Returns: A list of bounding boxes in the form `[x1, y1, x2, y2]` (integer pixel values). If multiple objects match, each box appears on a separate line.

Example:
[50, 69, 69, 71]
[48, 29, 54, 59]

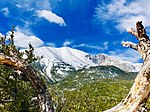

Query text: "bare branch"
[136, 21, 149, 41]
[126, 28, 140, 40]
[0, 53, 24, 68]
[121, 41, 138, 50]
[0, 99, 14, 103]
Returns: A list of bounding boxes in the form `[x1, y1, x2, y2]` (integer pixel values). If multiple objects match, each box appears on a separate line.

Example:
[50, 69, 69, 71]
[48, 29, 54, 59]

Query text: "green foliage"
[51, 67, 149, 112]
[0, 27, 40, 111]
[0, 27, 23, 59]
[25, 43, 39, 63]
[55, 66, 137, 90]
[0, 26, 39, 63]
[0, 65, 39, 112]
[52, 78, 150, 112]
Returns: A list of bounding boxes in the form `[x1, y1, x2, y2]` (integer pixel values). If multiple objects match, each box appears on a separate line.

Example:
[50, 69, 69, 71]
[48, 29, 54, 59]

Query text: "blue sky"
[0, 0, 149, 63]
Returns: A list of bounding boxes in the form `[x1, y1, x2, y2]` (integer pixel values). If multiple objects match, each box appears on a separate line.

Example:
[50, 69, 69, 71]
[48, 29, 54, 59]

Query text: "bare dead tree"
[105, 21, 150, 112]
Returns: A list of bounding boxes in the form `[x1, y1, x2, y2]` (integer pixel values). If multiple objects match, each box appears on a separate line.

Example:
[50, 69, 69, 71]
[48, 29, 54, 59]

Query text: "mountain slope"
[34, 46, 96, 81]
[34, 46, 141, 82]
[86, 54, 142, 72]
[55, 65, 137, 89]
[35, 46, 96, 69]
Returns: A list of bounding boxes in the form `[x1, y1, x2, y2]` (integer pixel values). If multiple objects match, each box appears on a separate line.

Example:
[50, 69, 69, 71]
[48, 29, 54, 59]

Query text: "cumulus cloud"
[37, 10, 66, 26]
[108, 48, 142, 63]
[73, 42, 109, 51]
[95, 0, 150, 31]
[15, 26, 33, 36]
[6, 29, 44, 48]
[6, 0, 63, 27]
[1, 7, 9, 16]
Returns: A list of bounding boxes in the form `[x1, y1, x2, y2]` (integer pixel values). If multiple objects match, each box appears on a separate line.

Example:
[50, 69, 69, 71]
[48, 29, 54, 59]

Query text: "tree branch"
[0, 53, 24, 68]
[0, 99, 14, 103]
[105, 21, 150, 112]
[0, 53, 54, 112]
[121, 41, 138, 50]
[126, 28, 140, 40]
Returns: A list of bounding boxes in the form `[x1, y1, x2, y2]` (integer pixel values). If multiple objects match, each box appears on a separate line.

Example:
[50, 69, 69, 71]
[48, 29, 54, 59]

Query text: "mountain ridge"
[34, 46, 141, 82]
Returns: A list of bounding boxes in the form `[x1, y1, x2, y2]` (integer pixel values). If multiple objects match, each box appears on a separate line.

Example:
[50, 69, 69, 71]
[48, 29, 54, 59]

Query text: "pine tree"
[0, 26, 54, 112]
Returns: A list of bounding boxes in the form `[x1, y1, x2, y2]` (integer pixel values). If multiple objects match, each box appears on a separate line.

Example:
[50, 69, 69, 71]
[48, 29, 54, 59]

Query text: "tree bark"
[105, 21, 150, 112]
[0, 53, 54, 112]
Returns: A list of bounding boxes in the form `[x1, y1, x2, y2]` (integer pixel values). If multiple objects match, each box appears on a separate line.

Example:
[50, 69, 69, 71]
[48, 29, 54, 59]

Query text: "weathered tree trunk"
[0, 53, 54, 112]
[105, 21, 150, 112]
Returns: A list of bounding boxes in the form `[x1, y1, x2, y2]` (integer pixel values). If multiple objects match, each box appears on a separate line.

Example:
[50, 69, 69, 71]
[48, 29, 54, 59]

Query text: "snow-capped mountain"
[34, 46, 141, 82]
[86, 54, 142, 72]
[34, 46, 96, 69]
[34, 46, 96, 81]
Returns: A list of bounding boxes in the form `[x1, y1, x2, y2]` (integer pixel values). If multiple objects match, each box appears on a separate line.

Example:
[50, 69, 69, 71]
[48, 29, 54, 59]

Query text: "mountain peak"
[34, 46, 96, 69]
[34, 46, 141, 81]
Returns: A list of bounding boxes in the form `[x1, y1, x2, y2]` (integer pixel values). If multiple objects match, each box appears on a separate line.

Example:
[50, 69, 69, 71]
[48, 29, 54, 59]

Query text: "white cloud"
[37, 10, 66, 26]
[15, 0, 51, 10]
[73, 44, 103, 50]
[15, 26, 33, 36]
[103, 41, 108, 50]
[95, 0, 150, 31]
[108, 48, 142, 63]
[0, 33, 4, 37]
[63, 40, 72, 47]
[6, 29, 44, 48]
[46, 42, 56, 47]
[73, 42, 109, 51]
[1, 7, 9, 16]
